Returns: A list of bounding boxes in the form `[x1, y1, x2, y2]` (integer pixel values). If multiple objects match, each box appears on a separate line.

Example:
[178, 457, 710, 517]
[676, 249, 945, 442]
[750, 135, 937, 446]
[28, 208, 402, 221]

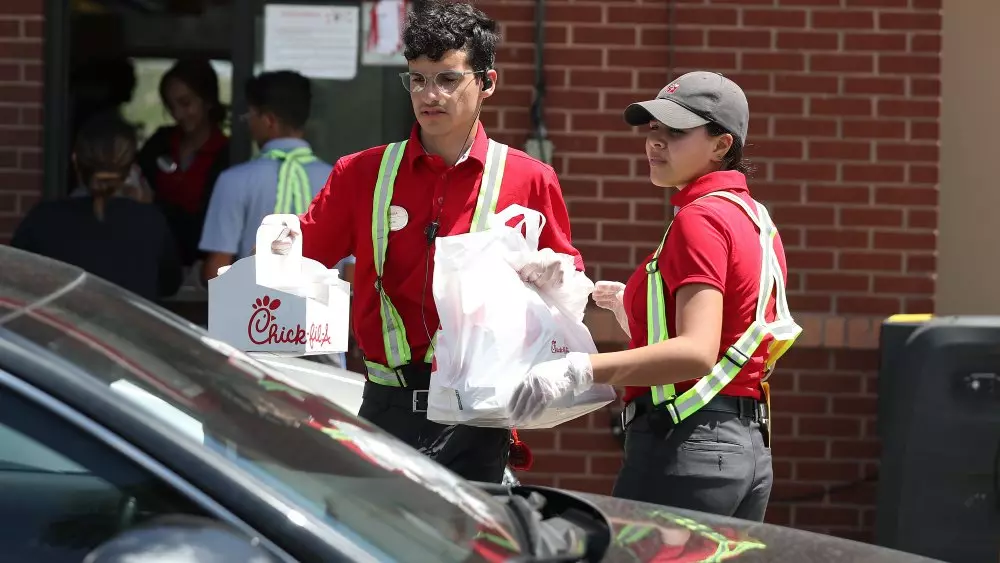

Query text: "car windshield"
[0, 249, 522, 562]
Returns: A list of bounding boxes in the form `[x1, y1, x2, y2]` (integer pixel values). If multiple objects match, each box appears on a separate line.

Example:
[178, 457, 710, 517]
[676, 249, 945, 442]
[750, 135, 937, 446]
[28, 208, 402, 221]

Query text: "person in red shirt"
[137, 58, 230, 268]
[268, 0, 582, 484]
[507, 71, 801, 520]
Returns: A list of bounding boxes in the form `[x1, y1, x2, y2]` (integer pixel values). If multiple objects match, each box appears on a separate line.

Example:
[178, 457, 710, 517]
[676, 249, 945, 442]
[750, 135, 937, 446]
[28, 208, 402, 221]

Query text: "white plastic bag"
[207, 214, 351, 356]
[427, 205, 617, 429]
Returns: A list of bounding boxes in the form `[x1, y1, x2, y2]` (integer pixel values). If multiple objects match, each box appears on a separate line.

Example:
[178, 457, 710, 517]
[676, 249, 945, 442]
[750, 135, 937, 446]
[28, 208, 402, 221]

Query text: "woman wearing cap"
[506, 71, 800, 520]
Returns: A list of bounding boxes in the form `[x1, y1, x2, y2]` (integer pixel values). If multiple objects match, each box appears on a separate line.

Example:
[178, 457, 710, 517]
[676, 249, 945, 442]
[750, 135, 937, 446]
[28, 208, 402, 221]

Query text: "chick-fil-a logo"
[247, 295, 331, 347]
[551, 340, 570, 354]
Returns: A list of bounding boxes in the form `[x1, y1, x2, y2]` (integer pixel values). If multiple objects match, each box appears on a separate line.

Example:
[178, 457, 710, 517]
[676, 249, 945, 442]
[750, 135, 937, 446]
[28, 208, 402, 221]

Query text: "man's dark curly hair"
[403, 0, 500, 74]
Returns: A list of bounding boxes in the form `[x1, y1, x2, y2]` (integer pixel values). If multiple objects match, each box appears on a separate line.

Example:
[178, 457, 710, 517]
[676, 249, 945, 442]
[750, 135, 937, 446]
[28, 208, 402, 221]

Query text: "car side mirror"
[83, 514, 278, 563]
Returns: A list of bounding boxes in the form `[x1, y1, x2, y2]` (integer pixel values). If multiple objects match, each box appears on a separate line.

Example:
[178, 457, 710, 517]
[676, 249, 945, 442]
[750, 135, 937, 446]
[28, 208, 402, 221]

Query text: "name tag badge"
[389, 205, 409, 232]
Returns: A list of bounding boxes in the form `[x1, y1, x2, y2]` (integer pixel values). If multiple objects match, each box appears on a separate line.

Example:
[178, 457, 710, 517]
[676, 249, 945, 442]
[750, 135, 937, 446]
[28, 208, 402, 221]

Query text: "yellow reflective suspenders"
[645, 191, 802, 429]
[261, 146, 318, 215]
[365, 139, 509, 385]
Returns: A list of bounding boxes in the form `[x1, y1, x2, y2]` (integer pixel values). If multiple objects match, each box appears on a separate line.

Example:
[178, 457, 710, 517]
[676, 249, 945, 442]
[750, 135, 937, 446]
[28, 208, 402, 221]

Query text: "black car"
[0, 245, 941, 563]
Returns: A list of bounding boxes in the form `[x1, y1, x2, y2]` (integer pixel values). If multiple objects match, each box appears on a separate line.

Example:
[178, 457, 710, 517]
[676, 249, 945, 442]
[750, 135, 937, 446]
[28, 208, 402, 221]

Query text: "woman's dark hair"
[73, 112, 138, 221]
[158, 58, 227, 126]
[705, 122, 756, 178]
[403, 0, 500, 75]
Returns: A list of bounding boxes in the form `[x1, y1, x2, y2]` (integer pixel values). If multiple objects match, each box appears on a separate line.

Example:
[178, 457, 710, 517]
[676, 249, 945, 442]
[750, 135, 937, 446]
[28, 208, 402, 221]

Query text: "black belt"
[622, 393, 764, 434]
[363, 362, 431, 413]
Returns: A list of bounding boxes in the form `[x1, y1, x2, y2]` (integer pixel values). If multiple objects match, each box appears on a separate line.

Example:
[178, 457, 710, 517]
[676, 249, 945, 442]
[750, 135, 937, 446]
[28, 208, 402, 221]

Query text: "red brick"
[807, 185, 870, 204]
[839, 251, 903, 272]
[838, 296, 902, 315]
[844, 32, 907, 51]
[799, 417, 863, 438]
[810, 54, 875, 73]
[879, 54, 940, 75]
[777, 31, 839, 50]
[775, 117, 839, 137]
[840, 207, 904, 227]
[674, 6, 739, 25]
[806, 273, 870, 292]
[786, 249, 835, 269]
[744, 53, 806, 71]
[743, 9, 807, 28]
[877, 142, 938, 162]
[811, 10, 875, 29]
[844, 77, 906, 95]
[809, 140, 871, 160]
[907, 254, 936, 273]
[877, 99, 938, 118]
[879, 11, 941, 31]
[873, 231, 936, 251]
[842, 164, 905, 183]
[810, 97, 872, 117]
[805, 228, 870, 249]
[873, 275, 935, 294]
[775, 74, 838, 94]
[772, 204, 836, 226]
[709, 29, 772, 49]
[774, 162, 837, 181]
[843, 120, 906, 139]
[572, 25, 635, 46]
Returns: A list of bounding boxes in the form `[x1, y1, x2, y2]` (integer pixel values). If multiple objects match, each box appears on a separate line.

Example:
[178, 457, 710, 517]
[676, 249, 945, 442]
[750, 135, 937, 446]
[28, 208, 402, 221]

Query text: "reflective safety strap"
[372, 141, 410, 374]
[260, 147, 318, 215]
[367, 139, 509, 384]
[646, 191, 803, 423]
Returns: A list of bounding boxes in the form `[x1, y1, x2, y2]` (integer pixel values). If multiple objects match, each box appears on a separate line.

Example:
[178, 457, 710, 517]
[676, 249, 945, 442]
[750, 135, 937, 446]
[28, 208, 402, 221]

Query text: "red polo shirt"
[155, 126, 228, 215]
[300, 123, 583, 373]
[621, 171, 787, 404]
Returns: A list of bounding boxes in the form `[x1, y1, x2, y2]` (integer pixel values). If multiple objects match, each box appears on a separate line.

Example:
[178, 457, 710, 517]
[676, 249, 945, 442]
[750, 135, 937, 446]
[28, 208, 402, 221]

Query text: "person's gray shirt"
[199, 137, 342, 262]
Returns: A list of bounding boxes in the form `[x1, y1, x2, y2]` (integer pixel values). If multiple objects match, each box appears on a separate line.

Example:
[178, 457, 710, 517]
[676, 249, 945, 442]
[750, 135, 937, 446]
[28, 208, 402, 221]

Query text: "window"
[0, 381, 209, 562]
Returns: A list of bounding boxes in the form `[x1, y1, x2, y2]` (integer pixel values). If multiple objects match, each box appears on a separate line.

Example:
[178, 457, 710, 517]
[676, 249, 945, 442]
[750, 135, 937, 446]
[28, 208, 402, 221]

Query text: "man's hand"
[508, 352, 594, 425]
[593, 281, 630, 338]
[516, 247, 565, 290]
[270, 224, 301, 255]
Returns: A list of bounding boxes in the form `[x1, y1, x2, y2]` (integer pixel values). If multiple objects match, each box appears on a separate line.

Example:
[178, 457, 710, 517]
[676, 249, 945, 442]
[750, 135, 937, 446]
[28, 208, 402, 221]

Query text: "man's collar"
[402, 121, 490, 170]
[259, 137, 311, 153]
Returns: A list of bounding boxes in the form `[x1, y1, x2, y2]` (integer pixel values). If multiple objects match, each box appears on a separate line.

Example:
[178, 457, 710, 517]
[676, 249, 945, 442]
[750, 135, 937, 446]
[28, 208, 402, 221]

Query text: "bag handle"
[488, 204, 546, 250]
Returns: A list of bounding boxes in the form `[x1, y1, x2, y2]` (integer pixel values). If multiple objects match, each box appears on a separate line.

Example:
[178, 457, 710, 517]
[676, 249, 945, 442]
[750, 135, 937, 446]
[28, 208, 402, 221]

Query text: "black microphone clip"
[425, 221, 440, 245]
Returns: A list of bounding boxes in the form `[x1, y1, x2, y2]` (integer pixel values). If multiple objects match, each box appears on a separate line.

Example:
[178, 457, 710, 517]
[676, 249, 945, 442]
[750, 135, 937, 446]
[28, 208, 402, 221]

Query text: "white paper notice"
[264, 4, 359, 80]
[374, 0, 403, 54]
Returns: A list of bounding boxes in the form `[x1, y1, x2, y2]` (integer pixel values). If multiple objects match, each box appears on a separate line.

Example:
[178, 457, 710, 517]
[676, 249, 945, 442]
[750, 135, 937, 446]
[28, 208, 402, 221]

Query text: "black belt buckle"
[412, 390, 428, 413]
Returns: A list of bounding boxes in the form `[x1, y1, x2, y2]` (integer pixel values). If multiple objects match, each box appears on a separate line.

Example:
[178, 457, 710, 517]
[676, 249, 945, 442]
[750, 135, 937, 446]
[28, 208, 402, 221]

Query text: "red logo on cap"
[665, 83, 679, 93]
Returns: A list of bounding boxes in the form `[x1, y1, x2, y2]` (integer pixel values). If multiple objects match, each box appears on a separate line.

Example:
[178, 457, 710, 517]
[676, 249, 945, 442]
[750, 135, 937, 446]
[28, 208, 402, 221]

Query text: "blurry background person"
[12, 112, 183, 302]
[137, 58, 230, 269]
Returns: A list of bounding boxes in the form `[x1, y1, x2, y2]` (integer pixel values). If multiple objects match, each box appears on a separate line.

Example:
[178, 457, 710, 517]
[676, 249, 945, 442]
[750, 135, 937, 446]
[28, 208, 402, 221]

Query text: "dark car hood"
[570, 493, 943, 562]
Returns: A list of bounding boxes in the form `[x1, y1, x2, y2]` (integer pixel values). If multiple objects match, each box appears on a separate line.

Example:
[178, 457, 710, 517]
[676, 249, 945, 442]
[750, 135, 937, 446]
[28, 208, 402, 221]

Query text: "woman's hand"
[593, 281, 630, 338]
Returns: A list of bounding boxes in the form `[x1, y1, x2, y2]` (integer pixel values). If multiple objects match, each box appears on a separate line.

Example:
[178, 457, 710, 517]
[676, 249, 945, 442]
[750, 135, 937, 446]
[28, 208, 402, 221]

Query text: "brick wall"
[479, 0, 941, 543]
[0, 0, 43, 244]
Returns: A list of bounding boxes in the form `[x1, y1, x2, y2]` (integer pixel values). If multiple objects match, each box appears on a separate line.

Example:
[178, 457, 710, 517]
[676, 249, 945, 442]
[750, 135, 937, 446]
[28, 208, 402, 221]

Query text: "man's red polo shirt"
[299, 123, 583, 372]
[621, 170, 787, 404]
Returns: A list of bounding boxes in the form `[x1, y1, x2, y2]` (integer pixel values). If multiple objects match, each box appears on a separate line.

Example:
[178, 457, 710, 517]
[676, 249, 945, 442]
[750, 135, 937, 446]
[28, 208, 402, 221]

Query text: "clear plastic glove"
[508, 352, 594, 425]
[516, 247, 565, 290]
[270, 223, 301, 255]
[593, 281, 630, 338]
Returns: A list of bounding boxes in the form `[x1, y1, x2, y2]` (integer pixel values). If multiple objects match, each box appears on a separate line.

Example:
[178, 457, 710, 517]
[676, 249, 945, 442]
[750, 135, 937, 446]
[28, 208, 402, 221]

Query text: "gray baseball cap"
[623, 71, 749, 146]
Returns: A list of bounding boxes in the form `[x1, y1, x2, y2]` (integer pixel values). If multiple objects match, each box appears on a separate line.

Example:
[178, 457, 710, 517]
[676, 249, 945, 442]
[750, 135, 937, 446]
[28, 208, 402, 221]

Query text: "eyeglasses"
[399, 70, 483, 94]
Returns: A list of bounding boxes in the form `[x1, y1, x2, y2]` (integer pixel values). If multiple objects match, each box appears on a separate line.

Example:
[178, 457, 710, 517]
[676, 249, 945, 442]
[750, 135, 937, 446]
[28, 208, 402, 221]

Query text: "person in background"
[138, 58, 230, 269]
[12, 112, 182, 302]
[199, 70, 354, 367]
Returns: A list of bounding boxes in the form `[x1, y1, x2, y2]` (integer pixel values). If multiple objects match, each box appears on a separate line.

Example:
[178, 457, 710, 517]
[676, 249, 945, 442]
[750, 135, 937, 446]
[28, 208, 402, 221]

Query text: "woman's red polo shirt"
[621, 170, 787, 404]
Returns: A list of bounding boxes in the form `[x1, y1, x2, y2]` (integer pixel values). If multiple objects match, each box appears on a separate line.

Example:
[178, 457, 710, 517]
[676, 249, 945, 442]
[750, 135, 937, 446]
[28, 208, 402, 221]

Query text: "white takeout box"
[207, 214, 351, 356]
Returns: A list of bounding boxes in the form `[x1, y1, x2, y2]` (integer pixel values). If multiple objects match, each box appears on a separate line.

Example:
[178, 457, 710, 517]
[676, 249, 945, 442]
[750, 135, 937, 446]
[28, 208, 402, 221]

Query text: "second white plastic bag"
[427, 205, 617, 429]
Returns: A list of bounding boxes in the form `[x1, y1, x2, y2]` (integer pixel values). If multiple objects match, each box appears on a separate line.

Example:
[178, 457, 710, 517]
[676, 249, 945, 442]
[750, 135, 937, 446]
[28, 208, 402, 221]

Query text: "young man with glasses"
[268, 0, 582, 483]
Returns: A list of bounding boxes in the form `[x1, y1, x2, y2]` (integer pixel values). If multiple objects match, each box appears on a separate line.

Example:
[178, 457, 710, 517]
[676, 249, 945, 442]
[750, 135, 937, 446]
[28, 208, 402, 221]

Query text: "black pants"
[612, 402, 773, 522]
[358, 381, 511, 484]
